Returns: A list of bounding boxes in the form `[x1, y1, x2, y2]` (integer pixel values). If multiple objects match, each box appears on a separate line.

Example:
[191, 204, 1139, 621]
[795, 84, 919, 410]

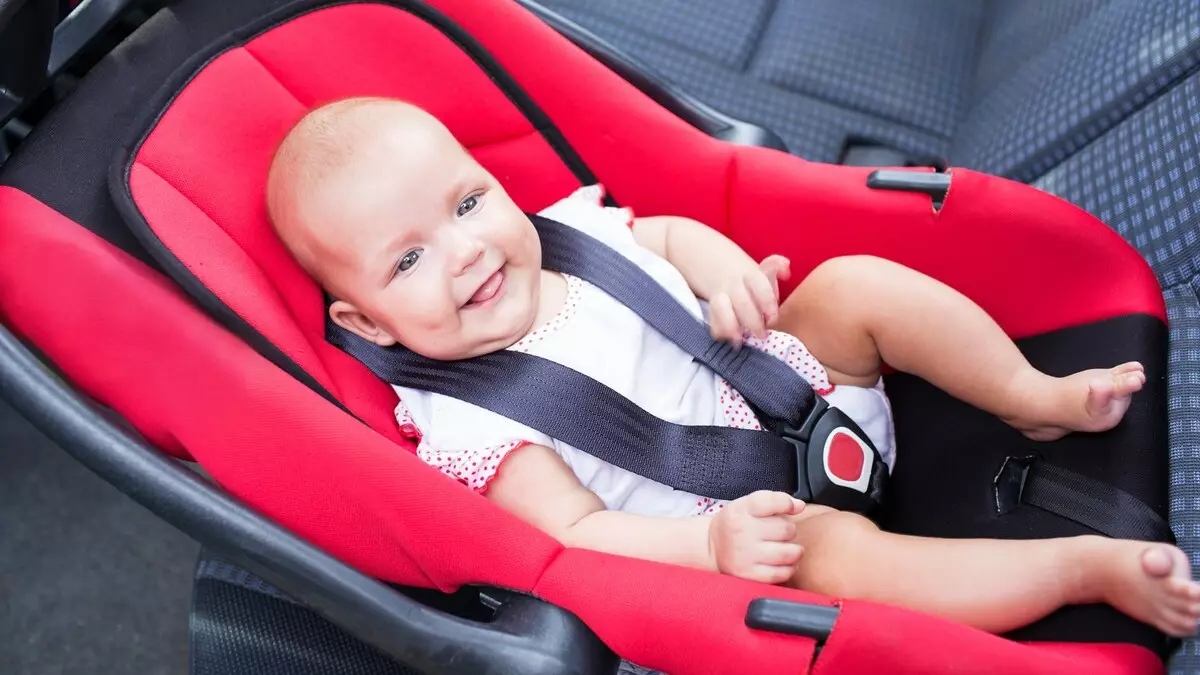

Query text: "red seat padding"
[0, 183, 1166, 675]
[1, 0, 1169, 672]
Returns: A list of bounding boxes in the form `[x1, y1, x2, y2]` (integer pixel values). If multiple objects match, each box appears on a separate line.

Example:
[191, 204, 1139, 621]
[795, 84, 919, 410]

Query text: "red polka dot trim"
[394, 400, 423, 442]
[416, 439, 533, 494]
[510, 274, 583, 353]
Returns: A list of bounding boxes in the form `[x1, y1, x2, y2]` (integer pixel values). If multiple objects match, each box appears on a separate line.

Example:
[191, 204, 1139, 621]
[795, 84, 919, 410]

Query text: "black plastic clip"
[993, 454, 1038, 515]
[866, 169, 951, 211]
[773, 398, 887, 515]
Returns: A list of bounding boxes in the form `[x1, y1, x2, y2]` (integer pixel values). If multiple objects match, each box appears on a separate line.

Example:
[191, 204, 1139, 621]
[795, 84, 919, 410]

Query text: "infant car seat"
[0, 0, 1177, 673]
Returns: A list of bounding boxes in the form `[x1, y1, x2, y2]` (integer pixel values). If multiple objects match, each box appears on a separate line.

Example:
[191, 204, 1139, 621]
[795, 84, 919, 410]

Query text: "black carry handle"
[745, 598, 840, 641]
[866, 169, 952, 210]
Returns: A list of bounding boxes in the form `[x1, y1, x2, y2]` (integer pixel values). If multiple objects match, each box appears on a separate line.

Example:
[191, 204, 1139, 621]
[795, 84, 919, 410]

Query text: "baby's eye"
[456, 195, 479, 217]
[397, 249, 422, 273]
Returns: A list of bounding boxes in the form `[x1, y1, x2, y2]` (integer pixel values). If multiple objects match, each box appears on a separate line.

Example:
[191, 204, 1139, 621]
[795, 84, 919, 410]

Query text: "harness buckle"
[776, 398, 887, 514]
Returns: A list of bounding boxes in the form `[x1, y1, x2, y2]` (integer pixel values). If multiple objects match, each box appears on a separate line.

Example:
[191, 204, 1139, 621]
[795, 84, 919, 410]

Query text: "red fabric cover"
[0, 181, 1166, 675]
[62, 0, 1161, 673]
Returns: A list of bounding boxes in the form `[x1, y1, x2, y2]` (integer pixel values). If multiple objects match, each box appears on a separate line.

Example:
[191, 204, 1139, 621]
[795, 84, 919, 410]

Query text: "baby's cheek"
[382, 289, 449, 334]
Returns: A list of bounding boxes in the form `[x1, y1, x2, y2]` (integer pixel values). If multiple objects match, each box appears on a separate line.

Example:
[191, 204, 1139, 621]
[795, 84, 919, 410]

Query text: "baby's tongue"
[469, 270, 502, 304]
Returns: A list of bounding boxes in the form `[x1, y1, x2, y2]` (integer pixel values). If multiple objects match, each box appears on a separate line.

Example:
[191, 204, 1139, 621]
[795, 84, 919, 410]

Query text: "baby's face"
[309, 114, 543, 360]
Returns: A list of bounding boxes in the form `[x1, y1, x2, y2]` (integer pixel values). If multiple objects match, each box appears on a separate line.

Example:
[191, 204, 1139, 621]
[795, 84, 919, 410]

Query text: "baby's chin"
[408, 320, 533, 361]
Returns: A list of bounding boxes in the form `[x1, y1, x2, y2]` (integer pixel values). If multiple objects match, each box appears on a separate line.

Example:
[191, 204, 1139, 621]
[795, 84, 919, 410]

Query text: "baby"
[266, 96, 1200, 638]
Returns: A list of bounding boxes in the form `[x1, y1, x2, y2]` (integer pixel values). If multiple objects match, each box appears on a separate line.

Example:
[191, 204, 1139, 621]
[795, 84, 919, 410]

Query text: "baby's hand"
[709, 490, 805, 584]
[709, 255, 791, 348]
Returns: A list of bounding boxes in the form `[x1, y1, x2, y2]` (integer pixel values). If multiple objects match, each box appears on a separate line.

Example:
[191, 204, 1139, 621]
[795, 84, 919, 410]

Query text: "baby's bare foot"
[1010, 362, 1146, 441]
[1080, 540, 1200, 637]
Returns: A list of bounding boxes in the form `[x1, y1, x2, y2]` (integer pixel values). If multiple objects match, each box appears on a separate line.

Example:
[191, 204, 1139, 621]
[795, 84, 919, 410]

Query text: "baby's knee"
[807, 255, 899, 293]
[792, 255, 898, 319]
[792, 510, 881, 596]
[801, 509, 879, 540]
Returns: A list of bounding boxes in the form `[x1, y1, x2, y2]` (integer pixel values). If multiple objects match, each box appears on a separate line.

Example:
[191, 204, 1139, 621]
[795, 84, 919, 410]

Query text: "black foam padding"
[191, 577, 425, 675]
[881, 313, 1170, 653]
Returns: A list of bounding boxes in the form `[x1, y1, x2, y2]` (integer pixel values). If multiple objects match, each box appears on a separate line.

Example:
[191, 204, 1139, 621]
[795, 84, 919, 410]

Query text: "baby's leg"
[784, 506, 1200, 636]
[775, 255, 1146, 440]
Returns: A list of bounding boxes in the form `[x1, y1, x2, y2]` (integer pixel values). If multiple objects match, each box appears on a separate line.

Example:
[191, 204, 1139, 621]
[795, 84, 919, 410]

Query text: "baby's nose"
[451, 236, 485, 274]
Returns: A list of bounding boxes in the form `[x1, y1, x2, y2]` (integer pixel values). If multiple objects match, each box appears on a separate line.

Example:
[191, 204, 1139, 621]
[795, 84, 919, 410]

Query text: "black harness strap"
[996, 455, 1174, 542]
[532, 215, 816, 427]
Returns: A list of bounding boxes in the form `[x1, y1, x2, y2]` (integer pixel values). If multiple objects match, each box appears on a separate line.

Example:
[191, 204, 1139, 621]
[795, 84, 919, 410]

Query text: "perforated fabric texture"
[194, 557, 658, 675]
[954, 0, 1200, 182]
[746, 0, 983, 137]
[536, 0, 777, 70]
[191, 562, 424, 675]
[537, 0, 1200, 184]
[1034, 71, 1200, 674]
[969, 0, 1114, 100]
[543, 2, 951, 163]
[1161, 284, 1200, 674]
[1034, 74, 1200, 292]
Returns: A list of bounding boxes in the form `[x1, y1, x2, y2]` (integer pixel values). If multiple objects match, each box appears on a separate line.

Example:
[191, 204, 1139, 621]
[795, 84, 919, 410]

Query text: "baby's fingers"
[746, 272, 781, 328]
[744, 490, 804, 518]
[746, 563, 799, 585]
[730, 285, 766, 340]
[755, 514, 799, 542]
[757, 541, 804, 567]
[759, 255, 792, 288]
[709, 293, 742, 347]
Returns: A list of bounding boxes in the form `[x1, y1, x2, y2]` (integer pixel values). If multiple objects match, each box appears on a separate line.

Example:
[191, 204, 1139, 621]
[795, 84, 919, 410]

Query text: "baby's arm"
[485, 443, 716, 571]
[485, 443, 805, 582]
[632, 216, 790, 346]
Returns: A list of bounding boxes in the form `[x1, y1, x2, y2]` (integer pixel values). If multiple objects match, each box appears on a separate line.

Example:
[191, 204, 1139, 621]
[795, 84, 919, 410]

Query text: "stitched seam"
[244, 43, 542, 149]
[241, 45, 309, 108]
[131, 161, 335, 388]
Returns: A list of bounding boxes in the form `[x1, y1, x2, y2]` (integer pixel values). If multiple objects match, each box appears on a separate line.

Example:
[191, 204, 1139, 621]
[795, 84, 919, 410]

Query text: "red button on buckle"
[822, 427, 872, 493]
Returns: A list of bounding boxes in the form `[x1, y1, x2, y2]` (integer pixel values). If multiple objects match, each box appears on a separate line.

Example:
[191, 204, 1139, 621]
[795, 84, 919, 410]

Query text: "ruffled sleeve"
[536, 184, 636, 243]
[394, 390, 555, 494]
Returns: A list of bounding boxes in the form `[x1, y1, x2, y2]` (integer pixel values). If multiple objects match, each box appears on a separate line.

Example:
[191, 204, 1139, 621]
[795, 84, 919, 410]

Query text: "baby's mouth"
[464, 267, 506, 308]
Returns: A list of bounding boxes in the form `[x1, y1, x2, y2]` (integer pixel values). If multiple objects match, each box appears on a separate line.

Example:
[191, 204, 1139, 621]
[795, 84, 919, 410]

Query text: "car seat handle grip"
[745, 598, 839, 641]
[866, 169, 951, 209]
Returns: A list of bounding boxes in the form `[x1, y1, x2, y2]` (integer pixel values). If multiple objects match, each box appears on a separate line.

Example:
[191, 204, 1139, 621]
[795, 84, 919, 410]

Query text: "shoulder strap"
[329, 328, 800, 500]
[529, 215, 817, 427]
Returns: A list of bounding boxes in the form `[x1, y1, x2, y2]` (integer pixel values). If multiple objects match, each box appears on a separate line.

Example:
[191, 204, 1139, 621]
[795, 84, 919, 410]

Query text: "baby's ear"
[329, 300, 397, 347]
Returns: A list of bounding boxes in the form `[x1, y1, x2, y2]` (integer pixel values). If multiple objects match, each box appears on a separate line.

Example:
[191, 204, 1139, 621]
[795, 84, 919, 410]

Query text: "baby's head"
[266, 97, 544, 360]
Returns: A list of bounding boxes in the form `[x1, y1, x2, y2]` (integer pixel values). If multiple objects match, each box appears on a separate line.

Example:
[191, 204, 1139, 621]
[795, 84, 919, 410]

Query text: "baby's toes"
[1112, 361, 1145, 376]
[1113, 370, 1146, 396]
[1167, 576, 1199, 598]
[1166, 609, 1199, 637]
